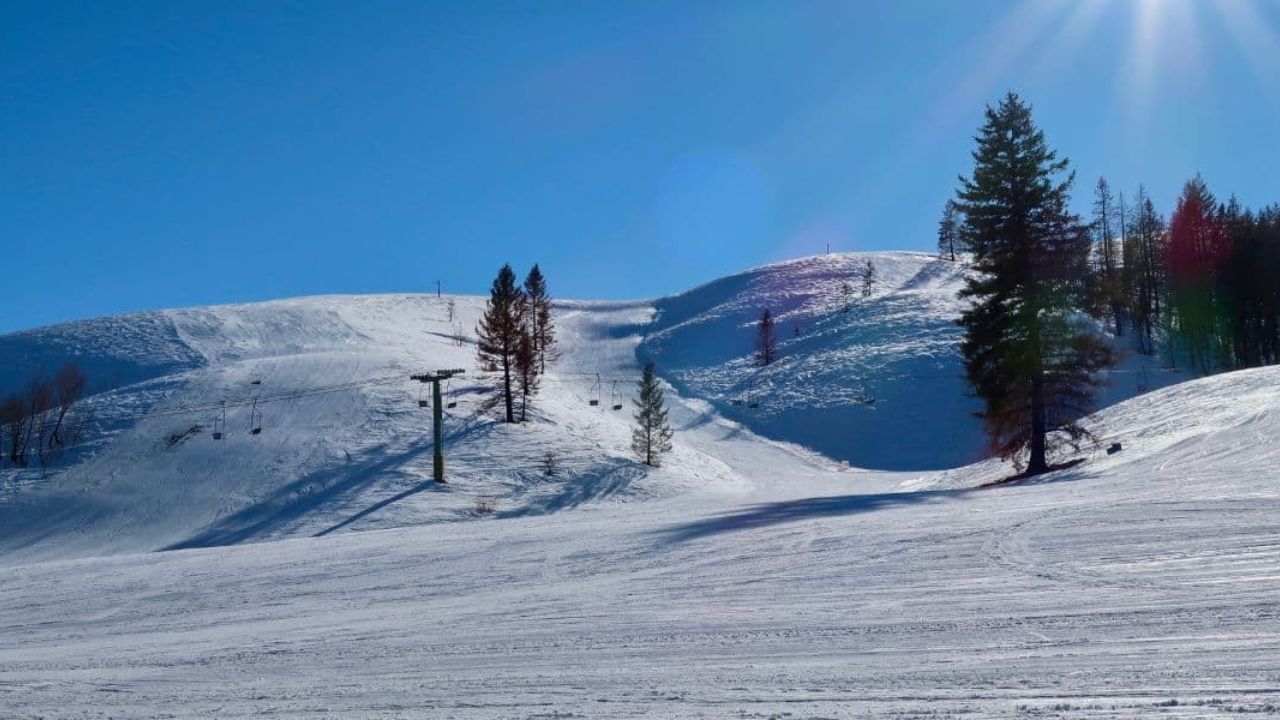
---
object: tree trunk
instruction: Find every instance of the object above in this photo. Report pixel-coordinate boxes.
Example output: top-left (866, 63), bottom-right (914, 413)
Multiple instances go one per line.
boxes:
top-left (502, 360), bottom-right (514, 423)
top-left (50, 406), bottom-right (68, 448)
top-left (1027, 371), bottom-right (1047, 475)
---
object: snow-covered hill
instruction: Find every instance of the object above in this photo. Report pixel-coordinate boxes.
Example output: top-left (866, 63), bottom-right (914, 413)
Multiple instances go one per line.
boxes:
top-left (642, 251), bottom-right (983, 469)
top-left (0, 293), bottom-right (754, 564)
top-left (0, 252), bottom-right (1185, 563)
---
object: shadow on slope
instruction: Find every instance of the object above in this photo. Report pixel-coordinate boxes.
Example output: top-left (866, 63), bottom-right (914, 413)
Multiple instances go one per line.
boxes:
top-left (164, 416), bottom-right (499, 551)
top-left (162, 441), bottom-right (441, 550)
top-left (0, 312), bottom-right (204, 396)
top-left (500, 459), bottom-right (648, 518)
top-left (654, 488), bottom-right (968, 544)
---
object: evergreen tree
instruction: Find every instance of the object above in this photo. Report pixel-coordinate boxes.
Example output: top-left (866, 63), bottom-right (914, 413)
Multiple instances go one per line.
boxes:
top-left (522, 264), bottom-right (557, 373)
top-left (860, 259), bottom-right (876, 297)
top-left (937, 200), bottom-right (961, 261)
top-left (476, 264), bottom-right (525, 423)
top-left (631, 362), bottom-right (673, 467)
top-left (755, 308), bottom-right (778, 366)
top-left (513, 323), bottom-right (539, 422)
top-left (954, 92), bottom-right (1115, 475)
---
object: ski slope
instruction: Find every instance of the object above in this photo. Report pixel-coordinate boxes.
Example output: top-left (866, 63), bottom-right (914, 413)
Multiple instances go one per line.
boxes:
top-left (0, 253), bottom-right (1276, 717)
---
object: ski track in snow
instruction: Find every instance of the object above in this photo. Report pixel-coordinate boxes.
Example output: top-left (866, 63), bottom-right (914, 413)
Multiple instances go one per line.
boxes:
top-left (0, 253), bottom-right (1277, 718)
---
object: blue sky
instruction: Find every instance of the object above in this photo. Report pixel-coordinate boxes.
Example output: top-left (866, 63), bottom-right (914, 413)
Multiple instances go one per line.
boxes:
top-left (3, 0), bottom-right (1278, 332)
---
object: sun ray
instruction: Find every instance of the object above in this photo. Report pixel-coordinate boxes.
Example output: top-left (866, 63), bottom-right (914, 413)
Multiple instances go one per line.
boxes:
top-left (1025, 0), bottom-right (1109, 80)
top-left (1211, 0), bottom-right (1280, 110)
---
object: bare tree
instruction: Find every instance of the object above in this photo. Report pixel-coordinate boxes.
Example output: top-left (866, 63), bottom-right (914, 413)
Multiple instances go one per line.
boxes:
top-left (49, 361), bottom-right (86, 449)
top-left (27, 375), bottom-right (56, 469)
top-left (0, 393), bottom-right (27, 467)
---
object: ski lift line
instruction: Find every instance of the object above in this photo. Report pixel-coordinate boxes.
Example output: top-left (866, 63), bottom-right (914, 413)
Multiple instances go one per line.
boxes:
top-left (26, 381), bottom-right (501, 459)
top-left (102, 373), bottom-right (411, 422)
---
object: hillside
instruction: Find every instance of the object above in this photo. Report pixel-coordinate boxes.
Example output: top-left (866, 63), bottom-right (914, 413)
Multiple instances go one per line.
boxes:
top-left (643, 251), bottom-right (1184, 470)
top-left (0, 252), bottom-right (1186, 564)
top-left (643, 251), bottom-right (982, 469)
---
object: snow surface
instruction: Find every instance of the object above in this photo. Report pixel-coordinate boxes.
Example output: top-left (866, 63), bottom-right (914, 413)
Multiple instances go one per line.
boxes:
top-left (0, 253), bottom-right (1276, 718)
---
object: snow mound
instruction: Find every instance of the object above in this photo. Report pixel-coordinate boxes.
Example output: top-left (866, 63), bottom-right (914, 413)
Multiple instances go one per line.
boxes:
top-left (904, 363), bottom-right (1280, 491)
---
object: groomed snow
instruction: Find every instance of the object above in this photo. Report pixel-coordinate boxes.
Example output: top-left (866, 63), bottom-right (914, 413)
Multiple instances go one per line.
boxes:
top-left (0, 253), bottom-right (1276, 717)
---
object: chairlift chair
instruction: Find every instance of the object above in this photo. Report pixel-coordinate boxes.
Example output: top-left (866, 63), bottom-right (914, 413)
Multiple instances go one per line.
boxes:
top-left (249, 398), bottom-right (263, 436)
top-left (589, 374), bottom-right (601, 407)
top-left (610, 380), bottom-right (623, 411)
top-left (446, 379), bottom-right (458, 409)
top-left (212, 402), bottom-right (226, 441)
top-left (418, 383), bottom-right (429, 408)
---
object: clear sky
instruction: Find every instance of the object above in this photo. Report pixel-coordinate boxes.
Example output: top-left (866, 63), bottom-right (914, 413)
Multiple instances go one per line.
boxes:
top-left (3, 0), bottom-right (1278, 332)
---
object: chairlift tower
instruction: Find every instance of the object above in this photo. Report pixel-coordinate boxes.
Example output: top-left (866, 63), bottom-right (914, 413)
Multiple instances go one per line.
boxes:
top-left (411, 368), bottom-right (466, 483)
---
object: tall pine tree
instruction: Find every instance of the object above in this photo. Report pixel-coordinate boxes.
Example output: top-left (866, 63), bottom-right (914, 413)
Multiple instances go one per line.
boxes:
top-left (514, 322), bottom-right (539, 422)
top-left (631, 362), bottom-right (673, 468)
top-left (476, 264), bottom-right (524, 423)
top-left (523, 264), bottom-right (557, 373)
top-left (954, 92), bottom-right (1114, 476)
top-left (937, 200), bottom-right (961, 262)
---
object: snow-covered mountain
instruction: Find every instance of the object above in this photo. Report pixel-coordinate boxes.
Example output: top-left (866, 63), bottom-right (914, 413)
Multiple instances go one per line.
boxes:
top-left (2, 252), bottom-right (1276, 717)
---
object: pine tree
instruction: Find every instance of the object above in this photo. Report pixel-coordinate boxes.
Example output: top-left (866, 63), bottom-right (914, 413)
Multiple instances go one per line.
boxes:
top-left (954, 92), bottom-right (1115, 476)
top-left (476, 264), bottom-right (524, 423)
top-left (755, 308), bottom-right (778, 366)
top-left (513, 322), bottom-right (539, 421)
top-left (631, 362), bottom-right (673, 467)
top-left (937, 200), bottom-right (961, 261)
top-left (860, 259), bottom-right (876, 297)
top-left (523, 264), bottom-right (557, 373)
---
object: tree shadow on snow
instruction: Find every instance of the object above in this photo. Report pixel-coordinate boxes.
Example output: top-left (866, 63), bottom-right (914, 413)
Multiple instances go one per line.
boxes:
top-left (161, 442), bottom-right (439, 551)
top-left (163, 418), bottom-right (498, 551)
top-left (653, 488), bottom-right (967, 544)
top-left (499, 459), bottom-right (647, 518)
